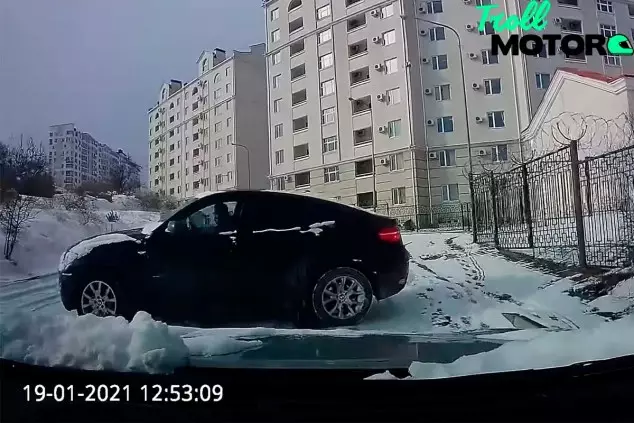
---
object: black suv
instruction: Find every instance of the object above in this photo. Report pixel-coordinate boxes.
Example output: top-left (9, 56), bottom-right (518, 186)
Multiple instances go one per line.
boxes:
top-left (58, 190), bottom-right (409, 327)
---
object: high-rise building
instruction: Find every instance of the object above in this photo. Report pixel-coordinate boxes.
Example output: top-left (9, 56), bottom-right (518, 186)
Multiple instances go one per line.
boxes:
top-left (263, 0), bottom-right (634, 209)
top-left (48, 123), bottom-right (140, 190)
top-left (148, 44), bottom-right (269, 199)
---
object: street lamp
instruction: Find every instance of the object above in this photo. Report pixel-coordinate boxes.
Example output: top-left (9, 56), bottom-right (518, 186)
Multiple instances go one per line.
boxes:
top-left (231, 143), bottom-right (251, 189)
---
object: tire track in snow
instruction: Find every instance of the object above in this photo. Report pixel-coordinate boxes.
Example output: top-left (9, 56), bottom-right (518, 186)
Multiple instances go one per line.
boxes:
top-left (0, 275), bottom-right (61, 313)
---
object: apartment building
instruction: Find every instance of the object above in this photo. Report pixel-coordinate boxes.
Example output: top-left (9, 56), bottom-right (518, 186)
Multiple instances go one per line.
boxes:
top-left (264, 0), bottom-right (634, 209)
top-left (148, 45), bottom-right (268, 199)
top-left (48, 123), bottom-right (141, 190)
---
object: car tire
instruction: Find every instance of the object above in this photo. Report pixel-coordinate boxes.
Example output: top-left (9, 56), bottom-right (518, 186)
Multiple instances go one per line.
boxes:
top-left (310, 267), bottom-right (373, 327)
top-left (75, 277), bottom-right (133, 320)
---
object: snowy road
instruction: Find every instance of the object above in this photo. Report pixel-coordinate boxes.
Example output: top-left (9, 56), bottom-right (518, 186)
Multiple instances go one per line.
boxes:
top-left (0, 232), bottom-right (613, 333)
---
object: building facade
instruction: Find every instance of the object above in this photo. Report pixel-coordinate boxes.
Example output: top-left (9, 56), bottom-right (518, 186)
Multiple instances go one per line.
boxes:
top-left (263, 0), bottom-right (634, 210)
top-left (48, 123), bottom-right (140, 190)
top-left (148, 44), bottom-right (269, 199)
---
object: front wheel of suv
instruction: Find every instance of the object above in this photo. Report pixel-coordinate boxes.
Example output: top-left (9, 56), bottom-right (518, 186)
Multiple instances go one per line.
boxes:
top-left (310, 267), bottom-right (373, 327)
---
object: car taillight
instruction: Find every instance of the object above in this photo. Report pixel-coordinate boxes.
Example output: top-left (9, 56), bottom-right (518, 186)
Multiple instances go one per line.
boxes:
top-left (378, 226), bottom-right (401, 243)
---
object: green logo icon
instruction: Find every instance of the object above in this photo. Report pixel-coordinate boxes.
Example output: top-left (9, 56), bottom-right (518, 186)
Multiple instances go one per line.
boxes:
top-left (607, 34), bottom-right (634, 56)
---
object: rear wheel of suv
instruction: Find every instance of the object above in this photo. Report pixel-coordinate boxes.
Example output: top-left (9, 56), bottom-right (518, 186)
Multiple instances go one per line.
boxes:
top-left (311, 267), bottom-right (373, 327)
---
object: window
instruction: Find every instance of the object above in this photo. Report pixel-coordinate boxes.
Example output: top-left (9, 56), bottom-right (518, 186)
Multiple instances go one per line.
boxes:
top-left (322, 136), bottom-right (338, 153)
top-left (383, 30), bottom-right (396, 46)
top-left (318, 29), bottom-right (332, 44)
top-left (536, 73), bottom-right (551, 89)
top-left (271, 7), bottom-right (279, 20)
top-left (215, 174), bottom-right (222, 184)
top-left (392, 187), bottom-right (406, 205)
top-left (357, 192), bottom-right (375, 208)
top-left (271, 29), bottom-right (280, 42)
top-left (434, 84), bottom-right (451, 101)
top-left (481, 49), bottom-right (499, 65)
top-left (439, 149), bottom-right (456, 167)
top-left (565, 50), bottom-right (586, 61)
top-left (355, 159), bottom-right (373, 177)
top-left (389, 153), bottom-right (404, 171)
top-left (293, 143), bottom-right (309, 159)
top-left (272, 74), bottom-right (281, 88)
top-left (600, 24), bottom-right (620, 65)
top-left (432, 54), bottom-right (448, 70)
top-left (387, 88), bottom-right (401, 104)
top-left (536, 44), bottom-right (548, 58)
top-left (605, 54), bottom-right (621, 66)
top-left (226, 134), bottom-right (233, 145)
top-left (319, 53), bottom-right (334, 69)
top-left (215, 139), bottom-right (222, 149)
top-left (275, 150), bottom-right (284, 165)
top-left (226, 153), bottom-right (232, 163)
top-left (320, 79), bottom-right (335, 96)
top-left (295, 171), bottom-right (310, 187)
top-left (442, 184), bottom-right (459, 202)
top-left (193, 148), bottom-right (200, 157)
top-left (557, 0), bottom-right (578, 5)
top-left (388, 119), bottom-right (402, 138)
top-left (384, 57), bottom-right (398, 74)
top-left (479, 22), bottom-right (495, 35)
top-left (596, 0), bottom-right (613, 13)
top-left (214, 156), bottom-right (222, 167)
top-left (561, 18), bottom-right (582, 33)
top-left (324, 166), bottom-right (339, 183)
top-left (437, 116), bottom-right (454, 133)
top-left (476, 0), bottom-right (491, 4)
top-left (274, 123), bottom-right (284, 138)
top-left (430, 27), bottom-right (445, 41)
top-left (227, 117), bottom-right (232, 127)
top-left (484, 78), bottom-right (502, 95)
top-left (293, 116), bottom-right (308, 132)
top-left (214, 88), bottom-right (222, 99)
top-left (226, 83), bottom-right (232, 93)
top-left (426, 0), bottom-right (443, 13)
top-left (487, 111), bottom-right (505, 128)
top-left (317, 4), bottom-right (331, 20)
top-left (215, 122), bottom-right (222, 132)
top-left (169, 130), bottom-right (175, 137)
top-left (322, 107), bottom-right (336, 125)
top-left (272, 52), bottom-right (281, 65)
top-left (381, 4), bottom-right (394, 18)
top-left (273, 98), bottom-right (282, 113)
top-left (492, 144), bottom-right (508, 162)
top-left (629, 3), bottom-right (634, 16)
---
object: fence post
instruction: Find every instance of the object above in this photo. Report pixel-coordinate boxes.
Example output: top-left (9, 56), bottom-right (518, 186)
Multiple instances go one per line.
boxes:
top-left (521, 164), bottom-right (534, 249)
top-left (460, 203), bottom-right (465, 231)
top-left (469, 172), bottom-right (478, 243)
top-left (569, 140), bottom-right (587, 268)
top-left (489, 171), bottom-right (500, 248)
top-left (584, 160), bottom-right (592, 216)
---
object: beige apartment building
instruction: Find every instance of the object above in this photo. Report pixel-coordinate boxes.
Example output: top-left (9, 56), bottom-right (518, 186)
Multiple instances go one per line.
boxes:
top-left (148, 45), bottom-right (268, 199)
top-left (263, 0), bottom-right (634, 210)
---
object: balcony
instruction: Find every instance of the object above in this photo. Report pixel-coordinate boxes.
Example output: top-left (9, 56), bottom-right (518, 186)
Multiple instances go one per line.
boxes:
top-left (348, 39), bottom-right (368, 58)
top-left (290, 39), bottom-right (305, 56)
top-left (350, 67), bottom-right (370, 85)
top-left (292, 89), bottom-right (307, 106)
top-left (353, 127), bottom-right (373, 146)
top-left (291, 64), bottom-right (306, 81)
top-left (352, 96), bottom-right (372, 114)
top-left (293, 116), bottom-right (309, 133)
top-left (347, 15), bottom-right (366, 32)
top-left (289, 17), bottom-right (304, 34)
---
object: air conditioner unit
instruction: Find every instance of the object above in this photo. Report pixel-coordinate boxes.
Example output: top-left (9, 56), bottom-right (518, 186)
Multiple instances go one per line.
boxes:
top-left (370, 9), bottom-right (380, 17)
top-left (475, 116), bottom-right (484, 123)
top-left (377, 93), bottom-right (386, 102)
top-left (418, 6), bottom-right (427, 13)
top-left (466, 24), bottom-right (475, 31)
top-left (379, 158), bottom-right (390, 165)
top-left (553, 17), bottom-right (562, 25)
top-left (372, 36), bottom-right (383, 44)
top-left (419, 29), bottom-right (428, 36)
top-left (424, 88), bottom-right (433, 95)
top-left (378, 125), bottom-right (388, 133)
top-left (374, 63), bottom-right (384, 71)
top-left (472, 82), bottom-right (481, 90)
top-left (422, 57), bottom-right (430, 64)
top-left (428, 151), bottom-right (438, 159)
top-left (468, 52), bottom-right (478, 59)
top-left (478, 149), bottom-right (488, 156)
top-left (426, 119), bottom-right (435, 126)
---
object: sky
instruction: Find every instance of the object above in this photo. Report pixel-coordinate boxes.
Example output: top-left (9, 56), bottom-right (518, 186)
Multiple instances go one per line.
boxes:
top-left (0, 0), bottom-right (265, 181)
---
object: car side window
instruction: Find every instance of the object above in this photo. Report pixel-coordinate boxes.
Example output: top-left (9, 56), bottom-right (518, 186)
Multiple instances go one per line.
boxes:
top-left (245, 198), bottom-right (301, 232)
top-left (175, 200), bottom-right (239, 235)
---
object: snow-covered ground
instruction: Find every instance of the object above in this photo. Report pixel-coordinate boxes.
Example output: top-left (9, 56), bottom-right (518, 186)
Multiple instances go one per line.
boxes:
top-left (2, 230), bottom-right (634, 374)
top-left (0, 196), bottom-right (160, 282)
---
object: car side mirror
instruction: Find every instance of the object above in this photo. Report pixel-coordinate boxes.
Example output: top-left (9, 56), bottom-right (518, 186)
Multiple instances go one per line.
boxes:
top-left (166, 220), bottom-right (177, 234)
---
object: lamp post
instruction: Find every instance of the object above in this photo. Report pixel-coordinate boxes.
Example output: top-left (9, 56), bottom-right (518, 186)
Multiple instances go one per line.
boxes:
top-left (231, 143), bottom-right (251, 189)
top-left (412, 16), bottom-right (478, 240)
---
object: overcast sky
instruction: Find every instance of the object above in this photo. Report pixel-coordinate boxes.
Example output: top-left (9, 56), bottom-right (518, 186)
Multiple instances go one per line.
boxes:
top-left (0, 0), bottom-right (265, 180)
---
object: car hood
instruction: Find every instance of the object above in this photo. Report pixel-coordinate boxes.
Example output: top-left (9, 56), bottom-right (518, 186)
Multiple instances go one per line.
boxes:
top-left (58, 230), bottom-right (144, 273)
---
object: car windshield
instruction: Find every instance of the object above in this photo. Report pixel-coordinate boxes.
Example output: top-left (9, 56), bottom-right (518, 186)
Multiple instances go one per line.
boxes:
top-left (1, 0), bottom-right (634, 392)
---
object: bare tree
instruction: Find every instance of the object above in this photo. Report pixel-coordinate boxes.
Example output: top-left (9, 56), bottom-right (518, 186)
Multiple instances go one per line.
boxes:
top-left (0, 135), bottom-right (54, 201)
top-left (109, 163), bottom-right (140, 194)
top-left (0, 191), bottom-right (38, 260)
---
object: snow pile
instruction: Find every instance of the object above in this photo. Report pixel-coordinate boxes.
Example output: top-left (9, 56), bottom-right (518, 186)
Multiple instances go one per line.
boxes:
top-left (407, 315), bottom-right (634, 379)
top-left (184, 336), bottom-right (263, 357)
top-left (0, 311), bottom-right (189, 374)
top-left (58, 233), bottom-right (140, 272)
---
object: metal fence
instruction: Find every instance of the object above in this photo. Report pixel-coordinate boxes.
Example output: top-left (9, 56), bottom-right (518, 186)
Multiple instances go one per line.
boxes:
top-left (374, 202), bottom-right (472, 231)
top-left (472, 141), bottom-right (634, 268)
